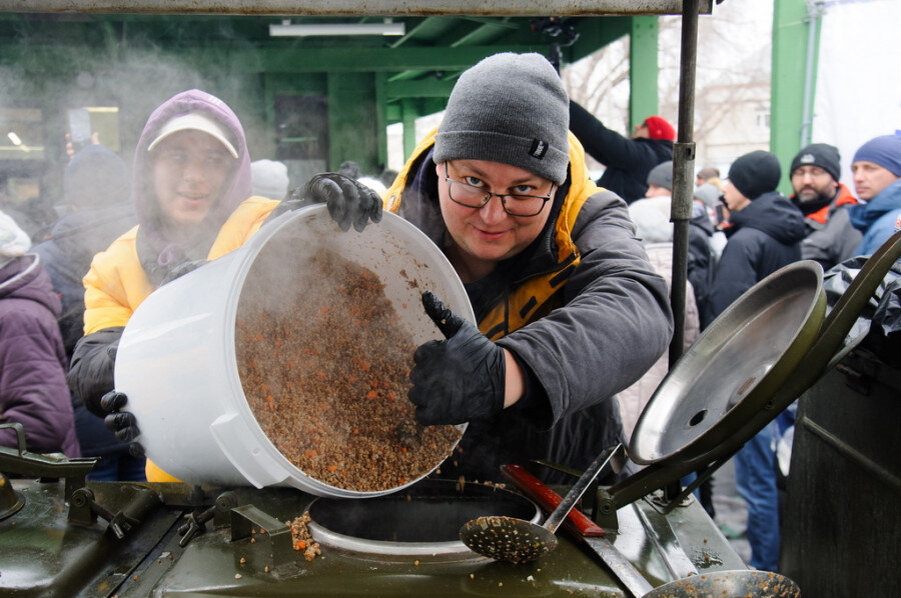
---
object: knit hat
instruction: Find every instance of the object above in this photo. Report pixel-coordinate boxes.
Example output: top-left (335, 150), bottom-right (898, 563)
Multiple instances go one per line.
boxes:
top-left (250, 159), bottom-right (289, 200)
top-left (0, 209), bottom-right (31, 270)
top-left (693, 182), bottom-right (720, 208)
top-left (728, 150), bottom-right (782, 200)
top-left (790, 143), bottom-right (841, 182)
top-left (697, 166), bottom-right (720, 180)
top-left (434, 52), bottom-right (570, 185)
top-left (643, 116), bottom-right (676, 142)
top-left (646, 160), bottom-right (673, 191)
top-left (64, 145), bottom-right (130, 208)
top-left (628, 197), bottom-right (673, 243)
top-left (852, 134), bottom-right (901, 177)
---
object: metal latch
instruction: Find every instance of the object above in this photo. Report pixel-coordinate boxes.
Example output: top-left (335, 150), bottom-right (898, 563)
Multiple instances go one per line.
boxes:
top-left (69, 487), bottom-right (140, 539)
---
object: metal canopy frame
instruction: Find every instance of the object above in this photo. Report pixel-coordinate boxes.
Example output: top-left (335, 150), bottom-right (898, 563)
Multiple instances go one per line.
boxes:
top-left (0, 0), bottom-right (702, 364)
top-left (0, 1), bottom-right (712, 16)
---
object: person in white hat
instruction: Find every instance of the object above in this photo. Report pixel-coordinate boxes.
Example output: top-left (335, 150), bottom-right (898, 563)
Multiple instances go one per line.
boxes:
top-left (67, 89), bottom-right (381, 483)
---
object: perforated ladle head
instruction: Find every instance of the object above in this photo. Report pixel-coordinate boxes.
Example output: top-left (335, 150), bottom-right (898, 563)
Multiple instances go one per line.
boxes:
top-left (459, 445), bottom-right (623, 563)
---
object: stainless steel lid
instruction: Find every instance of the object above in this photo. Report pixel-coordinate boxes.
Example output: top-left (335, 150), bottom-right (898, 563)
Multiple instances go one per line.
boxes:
top-left (630, 261), bottom-right (826, 465)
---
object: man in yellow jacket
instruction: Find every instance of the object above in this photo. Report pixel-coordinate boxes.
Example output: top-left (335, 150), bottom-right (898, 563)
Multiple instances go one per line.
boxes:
top-left (384, 53), bottom-right (673, 481)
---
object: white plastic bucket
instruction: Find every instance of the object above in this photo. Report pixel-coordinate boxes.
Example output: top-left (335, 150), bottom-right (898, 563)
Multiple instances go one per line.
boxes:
top-left (115, 205), bottom-right (473, 497)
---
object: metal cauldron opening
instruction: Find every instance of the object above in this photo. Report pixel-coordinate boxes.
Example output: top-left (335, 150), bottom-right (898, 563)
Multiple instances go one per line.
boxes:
top-left (307, 479), bottom-right (540, 559)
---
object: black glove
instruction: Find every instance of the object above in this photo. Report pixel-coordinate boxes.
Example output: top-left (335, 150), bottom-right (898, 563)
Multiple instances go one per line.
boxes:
top-left (273, 172), bottom-right (382, 232)
top-left (309, 172), bottom-right (382, 232)
top-left (68, 327), bottom-right (123, 418)
top-left (408, 291), bottom-right (506, 425)
top-left (101, 391), bottom-right (145, 458)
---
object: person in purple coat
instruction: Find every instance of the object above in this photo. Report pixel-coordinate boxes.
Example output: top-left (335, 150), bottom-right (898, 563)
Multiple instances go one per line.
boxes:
top-left (0, 209), bottom-right (80, 456)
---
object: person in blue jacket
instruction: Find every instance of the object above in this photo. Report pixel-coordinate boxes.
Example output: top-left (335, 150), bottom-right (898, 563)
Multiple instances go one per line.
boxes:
top-left (847, 134), bottom-right (901, 255)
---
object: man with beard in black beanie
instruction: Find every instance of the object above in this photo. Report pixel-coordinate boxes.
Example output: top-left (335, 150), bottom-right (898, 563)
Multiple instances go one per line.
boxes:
top-left (703, 149), bottom-right (806, 574)
top-left (788, 143), bottom-right (860, 270)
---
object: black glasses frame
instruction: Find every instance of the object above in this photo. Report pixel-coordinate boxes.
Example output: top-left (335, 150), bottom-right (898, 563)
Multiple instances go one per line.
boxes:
top-left (442, 163), bottom-right (554, 217)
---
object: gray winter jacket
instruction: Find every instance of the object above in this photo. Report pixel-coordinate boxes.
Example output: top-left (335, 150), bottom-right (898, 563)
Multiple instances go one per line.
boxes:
top-left (385, 135), bottom-right (674, 481)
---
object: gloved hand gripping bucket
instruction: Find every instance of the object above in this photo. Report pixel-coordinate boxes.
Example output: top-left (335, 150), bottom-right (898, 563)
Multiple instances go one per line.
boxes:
top-left (114, 205), bottom-right (472, 497)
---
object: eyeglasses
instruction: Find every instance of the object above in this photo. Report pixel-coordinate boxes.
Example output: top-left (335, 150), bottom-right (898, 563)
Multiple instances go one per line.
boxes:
top-left (443, 163), bottom-right (555, 217)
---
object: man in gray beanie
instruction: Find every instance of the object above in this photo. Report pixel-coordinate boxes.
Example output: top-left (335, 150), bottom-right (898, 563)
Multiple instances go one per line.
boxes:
top-left (382, 52), bottom-right (673, 483)
top-left (788, 143), bottom-right (861, 270)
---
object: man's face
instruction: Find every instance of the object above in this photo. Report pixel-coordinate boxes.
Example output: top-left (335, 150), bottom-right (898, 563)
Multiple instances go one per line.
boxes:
top-left (852, 160), bottom-right (899, 200)
top-left (436, 159), bottom-right (554, 281)
top-left (721, 179), bottom-right (751, 212)
top-left (645, 184), bottom-right (670, 198)
top-left (791, 165), bottom-right (838, 203)
top-left (632, 123), bottom-right (649, 139)
top-left (152, 130), bottom-right (234, 231)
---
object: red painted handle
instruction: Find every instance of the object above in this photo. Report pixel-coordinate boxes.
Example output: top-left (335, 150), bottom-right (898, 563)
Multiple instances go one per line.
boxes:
top-left (501, 464), bottom-right (605, 537)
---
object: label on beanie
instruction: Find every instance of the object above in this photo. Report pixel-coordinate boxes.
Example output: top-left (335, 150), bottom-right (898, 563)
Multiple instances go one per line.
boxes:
top-left (530, 139), bottom-right (548, 159)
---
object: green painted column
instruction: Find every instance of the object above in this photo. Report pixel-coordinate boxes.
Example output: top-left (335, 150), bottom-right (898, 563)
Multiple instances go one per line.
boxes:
top-left (771, 0), bottom-right (817, 195)
top-left (374, 72), bottom-right (388, 170)
top-left (401, 99), bottom-right (418, 162)
top-left (629, 16), bottom-right (659, 129)
top-left (327, 72), bottom-right (380, 174)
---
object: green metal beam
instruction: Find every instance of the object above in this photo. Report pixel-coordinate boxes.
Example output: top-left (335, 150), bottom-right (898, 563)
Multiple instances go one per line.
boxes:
top-left (771, 0), bottom-right (815, 195)
top-left (629, 15), bottom-right (659, 129)
top-left (567, 15), bottom-right (630, 63)
top-left (0, 43), bottom-right (544, 73)
top-left (400, 99), bottom-right (418, 162)
top-left (386, 78), bottom-right (456, 99)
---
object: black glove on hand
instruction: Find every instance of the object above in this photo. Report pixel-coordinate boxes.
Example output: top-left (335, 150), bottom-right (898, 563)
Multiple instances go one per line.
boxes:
top-left (101, 391), bottom-right (145, 458)
top-left (409, 291), bottom-right (506, 425)
top-left (306, 172), bottom-right (383, 232)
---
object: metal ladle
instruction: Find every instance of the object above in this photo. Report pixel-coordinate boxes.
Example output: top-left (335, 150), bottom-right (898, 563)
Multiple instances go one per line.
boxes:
top-left (505, 461), bottom-right (800, 597)
top-left (458, 444), bottom-right (624, 564)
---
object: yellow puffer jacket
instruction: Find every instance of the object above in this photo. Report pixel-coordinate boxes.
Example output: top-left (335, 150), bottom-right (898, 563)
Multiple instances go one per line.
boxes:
top-left (81, 196), bottom-right (279, 482)
top-left (84, 197), bottom-right (279, 334)
top-left (384, 129), bottom-right (600, 339)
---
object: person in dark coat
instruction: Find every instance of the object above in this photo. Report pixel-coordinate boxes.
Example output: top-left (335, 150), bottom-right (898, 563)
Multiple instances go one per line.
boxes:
top-left (703, 151), bottom-right (807, 322)
top-left (32, 144), bottom-right (143, 481)
top-left (0, 210), bottom-right (80, 456)
top-left (704, 150), bottom-right (806, 573)
top-left (568, 100), bottom-right (675, 202)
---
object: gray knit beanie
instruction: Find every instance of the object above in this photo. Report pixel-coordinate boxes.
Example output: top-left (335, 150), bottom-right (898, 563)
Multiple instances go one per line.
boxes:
top-left (647, 160), bottom-right (674, 191)
top-left (434, 52), bottom-right (570, 185)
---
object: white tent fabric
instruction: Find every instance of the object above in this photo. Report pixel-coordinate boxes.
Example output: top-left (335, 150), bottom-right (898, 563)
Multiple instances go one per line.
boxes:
top-left (812, 0), bottom-right (901, 193)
